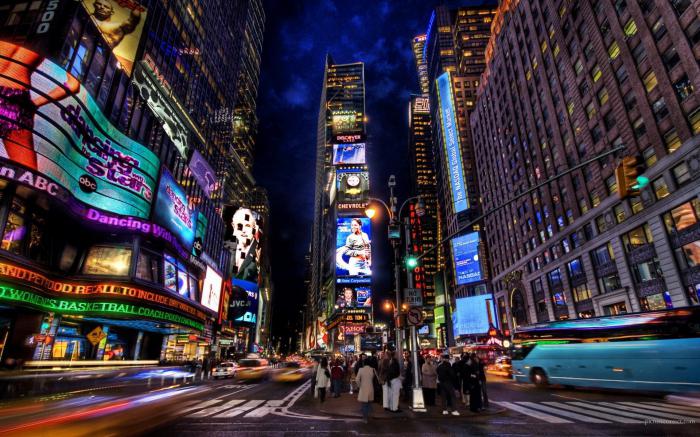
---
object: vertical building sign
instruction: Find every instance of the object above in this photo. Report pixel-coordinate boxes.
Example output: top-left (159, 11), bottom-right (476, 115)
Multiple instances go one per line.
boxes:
top-left (436, 72), bottom-right (468, 213)
top-left (451, 232), bottom-right (482, 285)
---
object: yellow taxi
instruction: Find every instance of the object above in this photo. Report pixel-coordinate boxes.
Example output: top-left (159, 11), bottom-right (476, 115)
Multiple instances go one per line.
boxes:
top-left (271, 362), bottom-right (308, 383)
top-left (236, 358), bottom-right (269, 381)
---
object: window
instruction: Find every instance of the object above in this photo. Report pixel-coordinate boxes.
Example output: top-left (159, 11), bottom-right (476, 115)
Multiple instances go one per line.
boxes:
top-left (686, 17), bottom-right (700, 45)
top-left (591, 65), bottom-right (602, 82)
top-left (584, 43), bottom-right (595, 61)
top-left (592, 243), bottom-right (615, 267)
top-left (672, 162), bottom-right (691, 186)
top-left (663, 128), bottom-right (682, 153)
top-left (163, 254), bottom-right (198, 300)
top-left (597, 87), bottom-right (609, 106)
top-left (614, 204), bottom-right (626, 223)
top-left (663, 199), bottom-right (700, 233)
top-left (652, 177), bottom-right (670, 200)
top-left (623, 18), bottom-right (638, 37)
top-left (690, 108), bottom-right (700, 134)
top-left (614, 0), bottom-right (627, 15)
top-left (608, 41), bottom-right (620, 59)
top-left (82, 246), bottom-right (132, 276)
top-left (662, 47), bottom-right (681, 70)
top-left (623, 91), bottom-right (636, 110)
top-left (547, 268), bottom-right (563, 288)
top-left (615, 64), bottom-right (628, 84)
top-left (136, 250), bottom-right (161, 283)
top-left (631, 260), bottom-right (661, 283)
top-left (567, 258), bottom-right (585, 279)
top-left (572, 284), bottom-right (592, 302)
top-left (591, 125), bottom-right (603, 143)
top-left (643, 147), bottom-right (657, 167)
top-left (643, 70), bottom-right (658, 92)
top-left (586, 102), bottom-right (597, 120)
top-left (603, 112), bottom-right (615, 130)
top-left (606, 175), bottom-right (618, 195)
top-left (574, 59), bottom-right (583, 75)
top-left (633, 117), bottom-right (646, 138)
top-left (599, 275), bottom-right (622, 294)
top-left (623, 224), bottom-right (653, 252)
top-left (675, 241), bottom-right (700, 269)
top-left (652, 98), bottom-right (669, 121)
top-left (631, 196), bottom-right (644, 214)
top-left (673, 74), bottom-right (694, 101)
top-left (596, 215), bottom-right (608, 233)
top-left (671, 0), bottom-right (691, 16)
top-left (1, 197), bottom-right (27, 255)
top-left (632, 43), bottom-right (647, 63)
top-left (652, 19), bottom-right (667, 41)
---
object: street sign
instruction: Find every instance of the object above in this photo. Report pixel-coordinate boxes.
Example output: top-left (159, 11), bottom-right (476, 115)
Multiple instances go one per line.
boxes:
top-left (86, 326), bottom-right (107, 346)
top-left (403, 288), bottom-right (423, 307)
top-left (407, 308), bottom-right (423, 326)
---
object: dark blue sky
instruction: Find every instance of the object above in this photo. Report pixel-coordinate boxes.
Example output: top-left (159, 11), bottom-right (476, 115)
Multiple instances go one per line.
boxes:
top-left (253, 0), bottom-right (438, 345)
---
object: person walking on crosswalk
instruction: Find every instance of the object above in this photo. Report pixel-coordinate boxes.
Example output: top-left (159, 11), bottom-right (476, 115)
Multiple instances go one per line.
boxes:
top-left (315, 357), bottom-right (331, 403)
top-left (355, 359), bottom-right (376, 423)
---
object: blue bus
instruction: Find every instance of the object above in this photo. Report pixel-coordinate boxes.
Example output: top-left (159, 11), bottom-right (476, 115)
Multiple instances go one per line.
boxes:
top-left (511, 307), bottom-right (700, 392)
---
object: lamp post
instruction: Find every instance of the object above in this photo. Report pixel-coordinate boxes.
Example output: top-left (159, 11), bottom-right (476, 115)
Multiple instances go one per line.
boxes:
top-left (366, 176), bottom-right (425, 412)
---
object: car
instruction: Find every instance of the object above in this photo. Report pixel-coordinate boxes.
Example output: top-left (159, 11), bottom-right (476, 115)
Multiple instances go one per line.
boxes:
top-left (271, 361), bottom-right (308, 383)
top-left (212, 362), bottom-right (237, 379)
top-left (488, 356), bottom-right (512, 377)
top-left (236, 358), bottom-right (270, 381)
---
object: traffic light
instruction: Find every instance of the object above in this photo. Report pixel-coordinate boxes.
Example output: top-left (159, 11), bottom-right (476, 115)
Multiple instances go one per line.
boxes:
top-left (405, 256), bottom-right (418, 269)
top-left (615, 155), bottom-right (648, 199)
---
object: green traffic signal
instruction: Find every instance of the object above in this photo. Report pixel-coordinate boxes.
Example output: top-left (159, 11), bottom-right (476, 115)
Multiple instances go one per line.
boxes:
top-left (634, 175), bottom-right (650, 190)
top-left (406, 256), bottom-right (418, 268)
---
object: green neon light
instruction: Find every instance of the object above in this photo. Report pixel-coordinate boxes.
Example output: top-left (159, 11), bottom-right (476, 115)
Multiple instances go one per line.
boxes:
top-left (0, 284), bottom-right (203, 331)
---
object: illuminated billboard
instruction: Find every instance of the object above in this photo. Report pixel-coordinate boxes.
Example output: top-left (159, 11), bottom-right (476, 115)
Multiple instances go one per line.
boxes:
top-left (188, 150), bottom-right (218, 198)
top-left (81, 0), bottom-right (147, 76)
top-left (331, 111), bottom-right (357, 133)
top-left (335, 285), bottom-right (372, 309)
top-left (223, 206), bottom-right (263, 284)
top-left (452, 294), bottom-right (498, 336)
top-left (332, 143), bottom-right (366, 165)
top-left (232, 279), bottom-right (258, 325)
top-left (336, 217), bottom-right (372, 277)
top-left (451, 232), bottom-right (482, 285)
top-left (336, 168), bottom-right (369, 206)
top-left (436, 72), bottom-right (469, 213)
top-left (201, 266), bottom-right (222, 313)
top-left (152, 167), bottom-right (196, 249)
top-left (0, 42), bottom-right (159, 218)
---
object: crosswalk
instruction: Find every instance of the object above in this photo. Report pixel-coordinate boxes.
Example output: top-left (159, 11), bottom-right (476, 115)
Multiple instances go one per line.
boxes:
top-left (494, 400), bottom-right (700, 424)
top-left (179, 398), bottom-right (285, 419)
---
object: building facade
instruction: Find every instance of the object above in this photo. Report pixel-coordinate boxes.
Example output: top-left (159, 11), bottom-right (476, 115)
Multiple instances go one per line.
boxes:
top-left (424, 1), bottom-right (498, 347)
top-left (0, 0), bottom-right (266, 365)
top-left (470, 0), bottom-right (700, 331)
top-left (307, 56), bottom-right (371, 354)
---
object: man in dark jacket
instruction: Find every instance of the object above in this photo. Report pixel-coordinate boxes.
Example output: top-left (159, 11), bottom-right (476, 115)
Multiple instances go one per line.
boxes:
top-left (436, 355), bottom-right (460, 416)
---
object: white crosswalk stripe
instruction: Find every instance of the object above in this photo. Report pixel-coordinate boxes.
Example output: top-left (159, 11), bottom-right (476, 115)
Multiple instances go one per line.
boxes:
top-left (177, 399), bottom-right (223, 414)
top-left (496, 400), bottom-right (700, 424)
top-left (213, 399), bottom-right (266, 418)
top-left (188, 399), bottom-right (245, 418)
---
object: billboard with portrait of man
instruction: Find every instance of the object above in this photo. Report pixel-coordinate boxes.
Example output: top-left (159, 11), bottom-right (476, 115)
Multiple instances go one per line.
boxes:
top-left (336, 217), bottom-right (372, 277)
top-left (81, 0), bottom-right (148, 76)
top-left (335, 285), bottom-right (372, 309)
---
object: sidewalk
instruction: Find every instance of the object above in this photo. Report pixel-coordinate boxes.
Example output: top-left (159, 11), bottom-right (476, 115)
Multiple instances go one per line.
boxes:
top-left (315, 391), bottom-right (505, 420)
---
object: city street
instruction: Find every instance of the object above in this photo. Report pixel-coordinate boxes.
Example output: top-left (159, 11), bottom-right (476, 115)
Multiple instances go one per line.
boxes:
top-left (1, 373), bottom-right (697, 436)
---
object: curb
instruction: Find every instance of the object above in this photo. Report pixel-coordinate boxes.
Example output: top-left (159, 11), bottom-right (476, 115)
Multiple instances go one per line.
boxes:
top-left (314, 405), bottom-right (507, 420)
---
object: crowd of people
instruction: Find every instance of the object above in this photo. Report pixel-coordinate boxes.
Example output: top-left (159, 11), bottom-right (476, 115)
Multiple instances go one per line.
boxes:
top-left (313, 350), bottom-right (489, 422)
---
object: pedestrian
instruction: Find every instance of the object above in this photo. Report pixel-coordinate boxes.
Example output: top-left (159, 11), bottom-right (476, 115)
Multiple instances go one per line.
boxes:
top-left (421, 356), bottom-right (437, 406)
top-left (403, 355), bottom-right (412, 402)
top-left (436, 354), bottom-right (460, 416)
top-left (466, 354), bottom-right (483, 412)
top-left (387, 350), bottom-right (402, 412)
top-left (330, 359), bottom-right (344, 398)
top-left (378, 351), bottom-right (391, 411)
top-left (455, 354), bottom-right (469, 407)
top-left (315, 357), bottom-right (331, 403)
top-left (475, 354), bottom-right (489, 409)
top-left (355, 358), bottom-right (376, 423)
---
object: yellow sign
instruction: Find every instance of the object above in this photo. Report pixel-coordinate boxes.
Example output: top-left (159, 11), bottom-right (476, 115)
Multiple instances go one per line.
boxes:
top-left (86, 326), bottom-right (107, 346)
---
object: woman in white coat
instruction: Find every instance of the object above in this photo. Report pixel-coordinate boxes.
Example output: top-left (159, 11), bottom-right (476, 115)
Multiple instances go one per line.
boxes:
top-left (315, 357), bottom-right (331, 403)
top-left (355, 359), bottom-right (375, 423)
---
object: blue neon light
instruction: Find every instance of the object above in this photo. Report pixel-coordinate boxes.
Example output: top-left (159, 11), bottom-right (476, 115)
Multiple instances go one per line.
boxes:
top-left (423, 11), bottom-right (435, 63)
top-left (437, 72), bottom-right (469, 212)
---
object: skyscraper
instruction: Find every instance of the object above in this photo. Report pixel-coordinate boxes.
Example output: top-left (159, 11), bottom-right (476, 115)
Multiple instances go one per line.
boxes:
top-left (471, 0), bottom-right (700, 330)
top-left (308, 56), bottom-right (370, 353)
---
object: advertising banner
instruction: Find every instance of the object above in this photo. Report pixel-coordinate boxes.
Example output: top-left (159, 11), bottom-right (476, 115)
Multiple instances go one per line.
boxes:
top-left (232, 279), bottom-right (258, 324)
top-left (192, 212), bottom-right (208, 257)
top-left (335, 285), bottom-right (372, 309)
top-left (223, 205), bottom-right (263, 284)
top-left (336, 217), bottom-right (372, 277)
top-left (81, 0), bottom-right (147, 76)
top-left (452, 294), bottom-right (498, 336)
top-left (0, 41), bottom-right (159, 218)
top-left (132, 61), bottom-right (188, 157)
top-left (436, 71), bottom-right (468, 213)
top-left (332, 143), bottom-right (366, 165)
top-left (336, 168), bottom-right (369, 206)
top-left (188, 149), bottom-right (218, 198)
top-left (451, 232), bottom-right (482, 285)
top-left (152, 167), bottom-right (196, 249)
top-left (200, 266), bottom-right (222, 313)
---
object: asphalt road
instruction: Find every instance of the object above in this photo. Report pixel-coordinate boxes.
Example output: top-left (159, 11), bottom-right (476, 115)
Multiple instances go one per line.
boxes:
top-left (1, 372), bottom-right (698, 436)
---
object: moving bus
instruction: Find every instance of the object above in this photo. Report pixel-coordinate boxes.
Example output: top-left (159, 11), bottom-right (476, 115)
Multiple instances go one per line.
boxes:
top-left (511, 307), bottom-right (700, 392)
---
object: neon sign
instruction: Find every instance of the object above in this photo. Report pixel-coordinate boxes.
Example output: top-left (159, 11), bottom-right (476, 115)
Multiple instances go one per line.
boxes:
top-left (436, 72), bottom-right (469, 213)
top-left (0, 284), bottom-right (203, 330)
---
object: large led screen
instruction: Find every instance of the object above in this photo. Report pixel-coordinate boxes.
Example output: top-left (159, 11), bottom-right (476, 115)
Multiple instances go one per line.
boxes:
top-left (81, 0), bottom-right (147, 76)
top-left (336, 168), bottom-right (369, 205)
top-left (232, 279), bottom-right (259, 325)
top-left (152, 167), bottom-right (196, 249)
top-left (201, 266), bottom-right (222, 313)
top-left (436, 72), bottom-right (468, 213)
top-left (223, 205), bottom-right (263, 284)
top-left (335, 285), bottom-right (372, 308)
top-left (452, 294), bottom-right (498, 337)
top-left (451, 232), bottom-right (482, 285)
top-left (332, 143), bottom-right (366, 165)
top-left (188, 149), bottom-right (218, 198)
top-left (336, 217), bottom-right (372, 277)
top-left (0, 41), bottom-right (159, 218)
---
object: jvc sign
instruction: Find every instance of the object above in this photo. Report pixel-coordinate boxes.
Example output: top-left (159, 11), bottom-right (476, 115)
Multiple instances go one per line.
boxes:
top-left (403, 288), bottom-right (423, 307)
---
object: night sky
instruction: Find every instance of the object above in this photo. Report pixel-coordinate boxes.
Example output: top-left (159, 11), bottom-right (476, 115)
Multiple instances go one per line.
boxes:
top-left (253, 0), bottom-right (439, 351)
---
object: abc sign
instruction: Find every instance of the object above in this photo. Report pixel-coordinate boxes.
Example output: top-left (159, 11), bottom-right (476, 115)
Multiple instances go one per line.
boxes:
top-left (78, 174), bottom-right (97, 193)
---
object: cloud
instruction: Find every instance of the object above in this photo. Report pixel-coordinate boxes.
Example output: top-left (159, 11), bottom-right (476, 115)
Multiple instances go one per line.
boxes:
top-left (281, 76), bottom-right (311, 108)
